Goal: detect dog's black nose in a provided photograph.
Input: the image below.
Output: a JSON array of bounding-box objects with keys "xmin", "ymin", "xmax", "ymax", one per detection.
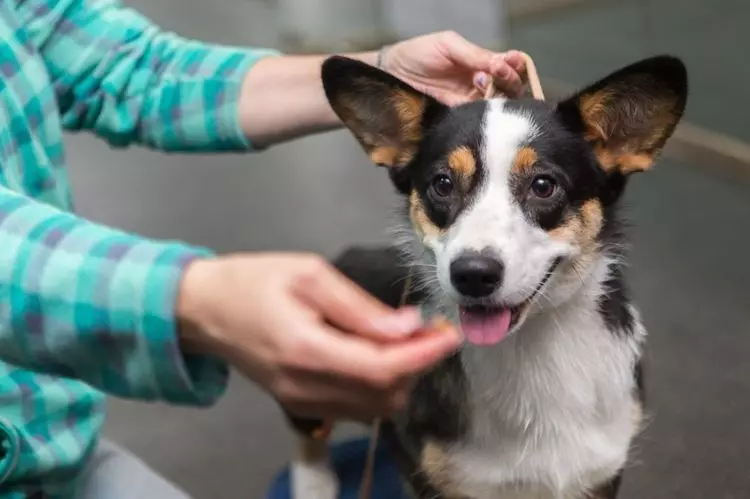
[{"xmin": 450, "ymin": 253, "xmax": 504, "ymax": 298}]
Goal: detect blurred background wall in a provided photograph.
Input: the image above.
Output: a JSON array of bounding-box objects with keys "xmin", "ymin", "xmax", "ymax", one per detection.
[{"xmin": 64, "ymin": 1, "xmax": 750, "ymax": 498}]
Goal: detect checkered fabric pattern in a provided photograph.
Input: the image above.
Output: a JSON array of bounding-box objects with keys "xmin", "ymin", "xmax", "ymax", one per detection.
[{"xmin": 0, "ymin": 1, "xmax": 279, "ymax": 497}]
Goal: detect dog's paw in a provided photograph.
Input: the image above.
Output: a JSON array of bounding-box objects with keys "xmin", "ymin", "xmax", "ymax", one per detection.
[{"xmin": 291, "ymin": 459, "xmax": 339, "ymax": 499}]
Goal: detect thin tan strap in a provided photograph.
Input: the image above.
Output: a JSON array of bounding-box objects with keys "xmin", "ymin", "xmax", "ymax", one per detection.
[
  {"xmin": 521, "ymin": 52, "xmax": 545, "ymax": 101},
  {"xmin": 357, "ymin": 273, "xmax": 413, "ymax": 499},
  {"xmin": 357, "ymin": 417, "xmax": 382, "ymax": 499},
  {"xmin": 483, "ymin": 51, "xmax": 545, "ymax": 101}
]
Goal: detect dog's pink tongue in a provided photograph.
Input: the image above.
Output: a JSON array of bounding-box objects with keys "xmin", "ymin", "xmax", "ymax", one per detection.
[{"xmin": 459, "ymin": 308, "xmax": 512, "ymax": 346}]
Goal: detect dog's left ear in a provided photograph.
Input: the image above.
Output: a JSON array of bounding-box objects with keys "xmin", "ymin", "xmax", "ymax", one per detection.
[
  {"xmin": 321, "ymin": 56, "xmax": 445, "ymax": 170},
  {"xmin": 556, "ymin": 55, "xmax": 688, "ymax": 176}
]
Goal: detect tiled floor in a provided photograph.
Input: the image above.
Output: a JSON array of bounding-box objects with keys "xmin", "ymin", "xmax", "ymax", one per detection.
[{"xmin": 61, "ymin": 1, "xmax": 750, "ymax": 497}]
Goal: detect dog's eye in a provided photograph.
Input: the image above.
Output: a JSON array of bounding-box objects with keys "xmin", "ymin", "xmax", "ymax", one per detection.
[
  {"xmin": 530, "ymin": 176, "xmax": 556, "ymax": 199},
  {"xmin": 431, "ymin": 174, "xmax": 454, "ymax": 198}
]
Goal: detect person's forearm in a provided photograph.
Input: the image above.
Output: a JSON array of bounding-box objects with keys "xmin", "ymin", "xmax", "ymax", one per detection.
[{"xmin": 239, "ymin": 52, "xmax": 378, "ymax": 148}]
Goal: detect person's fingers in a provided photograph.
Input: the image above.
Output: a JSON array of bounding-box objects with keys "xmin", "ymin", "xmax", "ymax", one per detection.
[
  {"xmin": 471, "ymin": 72, "xmax": 497, "ymax": 100},
  {"xmin": 296, "ymin": 320, "xmax": 461, "ymax": 390},
  {"xmin": 502, "ymin": 50, "xmax": 527, "ymax": 74},
  {"xmin": 293, "ymin": 262, "xmax": 423, "ymax": 340},
  {"xmin": 439, "ymin": 34, "xmax": 527, "ymax": 84},
  {"xmin": 469, "ymin": 53, "xmax": 526, "ymax": 99},
  {"xmin": 377, "ymin": 320, "xmax": 462, "ymax": 380},
  {"xmin": 276, "ymin": 371, "xmax": 413, "ymax": 422},
  {"xmin": 488, "ymin": 55, "xmax": 524, "ymax": 98},
  {"xmin": 439, "ymin": 31, "xmax": 494, "ymax": 73}
]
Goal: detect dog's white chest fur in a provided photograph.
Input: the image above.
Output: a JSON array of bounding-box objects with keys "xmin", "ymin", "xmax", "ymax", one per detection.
[
  {"xmin": 434, "ymin": 293, "xmax": 644, "ymax": 499},
  {"xmin": 291, "ymin": 264, "xmax": 646, "ymax": 499}
]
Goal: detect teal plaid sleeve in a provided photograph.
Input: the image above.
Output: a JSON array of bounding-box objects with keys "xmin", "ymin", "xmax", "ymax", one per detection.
[
  {"xmin": 0, "ymin": 184, "xmax": 229, "ymax": 405},
  {"xmin": 13, "ymin": 0, "xmax": 281, "ymax": 152}
]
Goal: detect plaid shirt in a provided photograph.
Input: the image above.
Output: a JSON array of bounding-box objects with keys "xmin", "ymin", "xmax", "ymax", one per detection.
[{"xmin": 0, "ymin": 1, "xmax": 279, "ymax": 497}]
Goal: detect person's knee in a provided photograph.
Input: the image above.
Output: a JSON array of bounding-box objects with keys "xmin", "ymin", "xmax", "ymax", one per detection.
[{"xmin": 76, "ymin": 440, "xmax": 192, "ymax": 499}]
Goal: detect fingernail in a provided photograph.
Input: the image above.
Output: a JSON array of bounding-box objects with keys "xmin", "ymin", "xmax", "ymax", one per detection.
[
  {"xmin": 426, "ymin": 318, "xmax": 461, "ymax": 343},
  {"xmin": 474, "ymin": 72, "xmax": 488, "ymax": 89}
]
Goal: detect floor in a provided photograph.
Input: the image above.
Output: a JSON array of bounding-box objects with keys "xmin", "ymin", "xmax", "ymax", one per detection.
[{"xmin": 62, "ymin": 1, "xmax": 750, "ymax": 498}]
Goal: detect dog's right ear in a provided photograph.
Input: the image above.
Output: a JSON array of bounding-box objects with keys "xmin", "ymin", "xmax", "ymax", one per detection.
[
  {"xmin": 556, "ymin": 55, "xmax": 688, "ymax": 176},
  {"xmin": 321, "ymin": 56, "xmax": 445, "ymax": 170}
]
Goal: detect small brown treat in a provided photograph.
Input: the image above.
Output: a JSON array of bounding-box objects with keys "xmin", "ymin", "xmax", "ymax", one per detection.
[
  {"xmin": 429, "ymin": 316, "xmax": 454, "ymax": 333},
  {"xmin": 311, "ymin": 420, "xmax": 334, "ymax": 440}
]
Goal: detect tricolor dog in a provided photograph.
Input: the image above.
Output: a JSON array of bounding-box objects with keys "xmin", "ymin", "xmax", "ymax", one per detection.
[{"xmin": 288, "ymin": 54, "xmax": 688, "ymax": 499}]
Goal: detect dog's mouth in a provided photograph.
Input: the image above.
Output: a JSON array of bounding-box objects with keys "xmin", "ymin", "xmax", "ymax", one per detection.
[{"xmin": 458, "ymin": 258, "xmax": 561, "ymax": 346}]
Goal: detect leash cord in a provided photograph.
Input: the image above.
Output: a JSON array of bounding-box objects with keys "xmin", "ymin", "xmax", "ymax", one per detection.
[
  {"xmin": 356, "ymin": 272, "xmax": 411, "ymax": 499},
  {"xmin": 475, "ymin": 51, "xmax": 545, "ymax": 101},
  {"xmin": 356, "ymin": 51, "xmax": 545, "ymax": 499}
]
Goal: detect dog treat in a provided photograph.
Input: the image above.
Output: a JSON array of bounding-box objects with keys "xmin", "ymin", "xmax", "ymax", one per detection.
[
  {"xmin": 428, "ymin": 316, "xmax": 454, "ymax": 334},
  {"xmin": 311, "ymin": 420, "xmax": 333, "ymax": 440}
]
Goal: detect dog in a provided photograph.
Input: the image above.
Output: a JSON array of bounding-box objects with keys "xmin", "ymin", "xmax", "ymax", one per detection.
[{"xmin": 286, "ymin": 53, "xmax": 688, "ymax": 499}]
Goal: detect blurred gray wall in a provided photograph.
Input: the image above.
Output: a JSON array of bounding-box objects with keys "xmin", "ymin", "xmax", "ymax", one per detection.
[{"xmin": 385, "ymin": 0, "xmax": 507, "ymax": 47}]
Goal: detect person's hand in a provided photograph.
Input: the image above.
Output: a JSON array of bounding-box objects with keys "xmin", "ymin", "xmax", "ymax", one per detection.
[
  {"xmin": 382, "ymin": 31, "xmax": 527, "ymax": 105},
  {"xmin": 177, "ymin": 252, "xmax": 461, "ymax": 422}
]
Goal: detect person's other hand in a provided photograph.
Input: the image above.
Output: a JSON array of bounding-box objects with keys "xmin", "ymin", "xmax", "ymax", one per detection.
[
  {"xmin": 177, "ymin": 252, "xmax": 461, "ymax": 422},
  {"xmin": 383, "ymin": 31, "xmax": 527, "ymax": 105}
]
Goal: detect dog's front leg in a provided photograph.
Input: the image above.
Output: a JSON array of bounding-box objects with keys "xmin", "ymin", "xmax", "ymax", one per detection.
[{"xmin": 291, "ymin": 434, "xmax": 339, "ymax": 499}]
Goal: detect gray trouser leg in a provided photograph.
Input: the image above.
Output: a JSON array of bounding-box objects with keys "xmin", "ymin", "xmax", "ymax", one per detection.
[{"xmin": 76, "ymin": 439, "xmax": 192, "ymax": 499}]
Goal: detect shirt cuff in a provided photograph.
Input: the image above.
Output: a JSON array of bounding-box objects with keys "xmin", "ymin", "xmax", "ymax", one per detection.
[
  {"xmin": 100, "ymin": 241, "xmax": 229, "ymax": 406},
  {"xmin": 139, "ymin": 245, "xmax": 230, "ymax": 405},
  {"xmin": 217, "ymin": 46, "xmax": 283, "ymax": 152},
  {"xmin": 156, "ymin": 45, "xmax": 283, "ymax": 153}
]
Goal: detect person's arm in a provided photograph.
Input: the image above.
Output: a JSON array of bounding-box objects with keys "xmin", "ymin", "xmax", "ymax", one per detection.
[
  {"xmin": 237, "ymin": 53, "xmax": 377, "ymax": 147},
  {"xmin": 14, "ymin": 0, "xmax": 282, "ymax": 152},
  {"xmin": 15, "ymin": 1, "xmax": 526, "ymax": 153},
  {"xmin": 0, "ymin": 185, "xmax": 227, "ymax": 405},
  {"xmin": 0, "ymin": 181, "xmax": 460, "ymax": 420}
]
